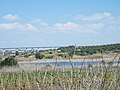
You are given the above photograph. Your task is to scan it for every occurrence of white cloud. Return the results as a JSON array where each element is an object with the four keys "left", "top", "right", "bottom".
[
  {"left": 76, "top": 12, "right": 111, "bottom": 21},
  {"left": 80, "top": 23, "right": 104, "bottom": 32},
  {"left": 31, "top": 19, "right": 48, "bottom": 26},
  {"left": 54, "top": 22, "right": 79, "bottom": 30},
  {"left": 0, "top": 12, "right": 119, "bottom": 33},
  {"left": 74, "top": 12, "right": 120, "bottom": 33},
  {"left": 2, "top": 14, "right": 20, "bottom": 20},
  {"left": 0, "top": 22, "right": 38, "bottom": 31},
  {"left": 54, "top": 22, "right": 104, "bottom": 32}
]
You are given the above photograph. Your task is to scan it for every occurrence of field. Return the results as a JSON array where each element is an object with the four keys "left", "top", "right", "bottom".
[{"left": 0, "top": 56, "right": 120, "bottom": 90}]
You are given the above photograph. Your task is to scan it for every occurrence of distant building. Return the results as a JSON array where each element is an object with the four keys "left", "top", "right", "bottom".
[
  {"left": 57, "top": 50, "right": 61, "bottom": 52},
  {"left": 0, "top": 50, "right": 4, "bottom": 56},
  {"left": 4, "top": 50, "right": 13, "bottom": 56}
]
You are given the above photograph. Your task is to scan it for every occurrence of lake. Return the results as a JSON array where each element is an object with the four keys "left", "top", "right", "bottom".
[{"left": 19, "top": 60, "right": 119, "bottom": 67}]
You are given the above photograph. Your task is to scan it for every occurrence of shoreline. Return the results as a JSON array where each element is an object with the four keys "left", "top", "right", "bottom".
[{"left": 18, "top": 57, "right": 118, "bottom": 64}]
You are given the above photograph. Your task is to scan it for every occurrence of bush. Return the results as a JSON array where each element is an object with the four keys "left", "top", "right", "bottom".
[
  {"left": 58, "top": 53, "right": 64, "bottom": 57},
  {"left": 45, "top": 55, "right": 54, "bottom": 59},
  {"left": 0, "top": 56, "right": 18, "bottom": 67},
  {"left": 35, "top": 52, "right": 45, "bottom": 59},
  {"left": 49, "top": 51, "right": 53, "bottom": 54},
  {"left": 15, "top": 51, "right": 19, "bottom": 56}
]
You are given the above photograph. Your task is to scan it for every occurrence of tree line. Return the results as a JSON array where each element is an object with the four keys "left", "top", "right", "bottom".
[{"left": 58, "top": 43, "right": 120, "bottom": 56}]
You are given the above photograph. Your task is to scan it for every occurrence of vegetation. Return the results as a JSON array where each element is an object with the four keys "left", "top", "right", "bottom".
[
  {"left": 0, "top": 43, "right": 120, "bottom": 89},
  {"left": 58, "top": 43, "right": 120, "bottom": 56},
  {"left": 0, "top": 58, "right": 119, "bottom": 89},
  {"left": 15, "top": 51, "right": 19, "bottom": 56},
  {"left": 35, "top": 51, "right": 45, "bottom": 59},
  {"left": 0, "top": 56, "right": 18, "bottom": 68},
  {"left": 45, "top": 55, "right": 54, "bottom": 59},
  {"left": 4, "top": 43, "right": 119, "bottom": 61}
]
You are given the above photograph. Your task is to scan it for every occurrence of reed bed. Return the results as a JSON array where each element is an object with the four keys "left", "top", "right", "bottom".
[{"left": 0, "top": 57, "right": 120, "bottom": 90}]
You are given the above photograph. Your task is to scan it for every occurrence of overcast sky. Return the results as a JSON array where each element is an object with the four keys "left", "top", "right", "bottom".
[{"left": 0, "top": 0, "right": 120, "bottom": 47}]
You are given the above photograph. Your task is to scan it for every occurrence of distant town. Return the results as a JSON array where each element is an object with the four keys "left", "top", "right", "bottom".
[{"left": 0, "top": 43, "right": 120, "bottom": 58}]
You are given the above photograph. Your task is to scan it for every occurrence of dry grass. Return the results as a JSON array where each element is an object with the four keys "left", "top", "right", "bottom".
[{"left": 0, "top": 54, "right": 120, "bottom": 90}]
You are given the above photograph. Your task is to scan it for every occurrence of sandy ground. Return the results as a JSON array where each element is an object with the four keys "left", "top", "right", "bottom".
[
  {"left": 17, "top": 53, "right": 119, "bottom": 63},
  {"left": 18, "top": 57, "right": 119, "bottom": 64}
]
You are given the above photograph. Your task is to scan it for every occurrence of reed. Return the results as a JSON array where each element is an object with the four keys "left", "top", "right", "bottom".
[{"left": 0, "top": 54, "right": 120, "bottom": 90}]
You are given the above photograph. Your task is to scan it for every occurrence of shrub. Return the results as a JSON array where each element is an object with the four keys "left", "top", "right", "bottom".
[
  {"left": 49, "top": 51, "right": 52, "bottom": 54},
  {"left": 45, "top": 55, "right": 54, "bottom": 59},
  {"left": 58, "top": 53, "right": 64, "bottom": 57},
  {"left": 0, "top": 56, "right": 18, "bottom": 67},
  {"left": 15, "top": 51, "right": 19, "bottom": 56},
  {"left": 35, "top": 52, "right": 45, "bottom": 59}
]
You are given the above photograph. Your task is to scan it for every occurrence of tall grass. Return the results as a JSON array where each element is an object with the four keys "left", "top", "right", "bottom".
[{"left": 0, "top": 55, "right": 120, "bottom": 90}]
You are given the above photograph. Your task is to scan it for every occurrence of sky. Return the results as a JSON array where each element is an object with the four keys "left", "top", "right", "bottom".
[{"left": 0, "top": 0, "right": 120, "bottom": 48}]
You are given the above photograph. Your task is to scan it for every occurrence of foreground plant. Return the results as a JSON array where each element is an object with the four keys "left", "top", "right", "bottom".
[{"left": 0, "top": 53, "right": 120, "bottom": 90}]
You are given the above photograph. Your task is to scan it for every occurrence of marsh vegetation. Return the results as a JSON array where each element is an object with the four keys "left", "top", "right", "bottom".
[{"left": 0, "top": 55, "right": 120, "bottom": 90}]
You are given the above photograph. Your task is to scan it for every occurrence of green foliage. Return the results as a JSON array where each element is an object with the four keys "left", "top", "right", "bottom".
[
  {"left": 0, "top": 64, "right": 119, "bottom": 89},
  {"left": 58, "top": 45, "right": 75, "bottom": 58},
  {"left": 57, "top": 53, "right": 65, "bottom": 58},
  {"left": 35, "top": 52, "right": 45, "bottom": 59},
  {"left": 0, "top": 56, "right": 18, "bottom": 67},
  {"left": 58, "top": 45, "right": 75, "bottom": 53},
  {"left": 45, "top": 55, "right": 54, "bottom": 59},
  {"left": 58, "top": 43, "right": 120, "bottom": 56},
  {"left": 49, "top": 51, "right": 52, "bottom": 54},
  {"left": 15, "top": 51, "right": 19, "bottom": 56}
]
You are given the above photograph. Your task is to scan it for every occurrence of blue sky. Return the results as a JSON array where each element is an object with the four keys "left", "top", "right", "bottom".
[{"left": 0, "top": 0, "right": 120, "bottom": 47}]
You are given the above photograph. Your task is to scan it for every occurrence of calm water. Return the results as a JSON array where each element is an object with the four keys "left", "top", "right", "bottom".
[{"left": 20, "top": 60, "right": 118, "bottom": 67}]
